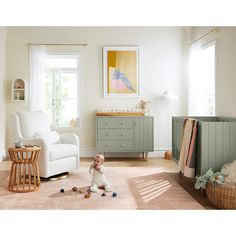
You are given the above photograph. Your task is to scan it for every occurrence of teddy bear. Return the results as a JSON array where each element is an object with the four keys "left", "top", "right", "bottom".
[{"left": 136, "top": 99, "right": 151, "bottom": 116}]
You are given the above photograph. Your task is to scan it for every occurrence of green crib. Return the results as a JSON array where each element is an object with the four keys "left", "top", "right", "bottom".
[{"left": 172, "top": 116, "right": 236, "bottom": 176}]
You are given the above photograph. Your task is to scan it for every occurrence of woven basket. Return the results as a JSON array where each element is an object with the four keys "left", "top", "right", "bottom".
[{"left": 206, "top": 181, "right": 236, "bottom": 209}]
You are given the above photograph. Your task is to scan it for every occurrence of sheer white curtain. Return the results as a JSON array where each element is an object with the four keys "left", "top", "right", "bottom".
[
  {"left": 188, "top": 42, "right": 216, "bottom": 116},
  {"left": 29, "top": 44, "right": 46, "bottom": 111}
]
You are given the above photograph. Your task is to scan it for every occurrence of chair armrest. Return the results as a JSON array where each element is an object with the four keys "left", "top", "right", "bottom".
[
  {"left": 60, "top": 134, "right": 80, "bottom": 169},
  {"left": 60, "top": 134, "right": 79, "bottom": 146}
]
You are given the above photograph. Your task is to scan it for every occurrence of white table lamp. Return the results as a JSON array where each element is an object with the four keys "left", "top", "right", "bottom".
[{"left": 162, "top": 90, "right": 178, "bottom": 101}]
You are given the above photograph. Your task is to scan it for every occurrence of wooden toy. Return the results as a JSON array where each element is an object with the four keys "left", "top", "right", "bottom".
[
  {"left": 84, "top": 192, "right": 91, "bottom": 198},
  {"left": 72, "top": 187, "right": 77, "bottom": 192}
]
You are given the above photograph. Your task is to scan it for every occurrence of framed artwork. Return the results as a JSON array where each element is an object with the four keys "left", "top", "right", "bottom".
[{"left": 103, "top": 46, "right": 139, "bottom": 97}]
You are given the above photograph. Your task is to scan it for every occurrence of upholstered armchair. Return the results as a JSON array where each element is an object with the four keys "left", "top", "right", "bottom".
[{"left": 8, "top": 111, "right": 80, "bottom": 178}]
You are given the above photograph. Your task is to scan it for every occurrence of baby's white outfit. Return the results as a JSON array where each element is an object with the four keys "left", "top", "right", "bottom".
[{"left": 89, "top": 164, "right": 111, "bottom": 192}]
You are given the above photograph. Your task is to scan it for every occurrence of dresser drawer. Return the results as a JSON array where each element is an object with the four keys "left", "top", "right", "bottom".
[
  {"left": 97, "top": 129, "right": 134, "bottom": 139},
  {"left": 97, "top": 140, "right": 134, "bottom": 151},
  {"left": 97, "top": 117, "right": 134, "bottom": 129}
]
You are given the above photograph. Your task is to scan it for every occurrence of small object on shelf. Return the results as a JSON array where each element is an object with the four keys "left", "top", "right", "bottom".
[
  {"left": 15, "top": 92, "right": 21, "bottom": 100},
  {"left": 72, "top": 187, "right": 77, "bottom": 192},
  {"left": 60, "top": 188, "right": 65, "bottom": 193},
  {"left": 101, "top": 192, "right": 106, "bottom": 197},
  {"left": 112, "top": 192, "right": 117, "bottom": 197}
]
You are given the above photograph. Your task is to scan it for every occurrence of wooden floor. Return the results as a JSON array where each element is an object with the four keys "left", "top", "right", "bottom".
[
  {"left": 169, "top": 173, "right": 215, "bottom": 209},
  {"left": 0, "top": 157, "right": 214, "bottom": 209}
]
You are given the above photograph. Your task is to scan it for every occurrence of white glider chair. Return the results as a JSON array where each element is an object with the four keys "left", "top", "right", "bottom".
[{"left": 9, "top": 111, "right": 80, "bottom": 178}]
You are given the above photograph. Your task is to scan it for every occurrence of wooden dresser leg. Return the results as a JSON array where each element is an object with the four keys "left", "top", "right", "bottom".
[{"left": 142, "top": 152, "right": 145, "bottom": 161}]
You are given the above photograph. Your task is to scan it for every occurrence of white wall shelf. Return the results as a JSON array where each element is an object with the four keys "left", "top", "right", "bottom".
[{"left": 12, "top": 79, "right": 27, "bottom": 101}]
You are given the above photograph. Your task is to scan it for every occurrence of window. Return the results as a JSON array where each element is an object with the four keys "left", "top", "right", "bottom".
[
  {"left": 188, "top": 42, "right": 216, "bottom": 116},
  {"left": 44, "top": 54, "right": 80, "bottom": 128}
]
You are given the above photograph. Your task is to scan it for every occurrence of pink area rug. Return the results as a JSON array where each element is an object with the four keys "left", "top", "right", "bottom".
[{"left": 0, "top": 167, "right": 204, "bottom": 210}]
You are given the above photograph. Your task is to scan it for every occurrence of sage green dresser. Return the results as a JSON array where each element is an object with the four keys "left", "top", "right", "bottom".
[{"left": 96, "top": 116, "right": 154, "bottom": 159}]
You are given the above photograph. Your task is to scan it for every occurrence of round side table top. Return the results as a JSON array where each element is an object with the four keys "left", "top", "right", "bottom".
[{"left": 8, "top": 145, "right": 41, "bottom": 152}]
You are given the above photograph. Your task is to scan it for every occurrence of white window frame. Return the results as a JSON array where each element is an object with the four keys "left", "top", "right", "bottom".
[
  {"left": 188, "top": 40, "right": 217, "bottom": 116},
  {"left": 45, "top": 52, "right": 82, "bottom": 130}
]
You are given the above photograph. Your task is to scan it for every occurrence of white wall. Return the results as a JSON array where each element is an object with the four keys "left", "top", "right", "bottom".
[
  {"left": 191, "top": 27, "right": 236, "bottom": 118},
  {"left": 216, "top": 27, "right": 236, "bottom": 117},
  {"left": 0, "top": 27, "right": 7, "bottom": 160},
  {"left": 6, "top": 27, "right": 188, "bottom": 156}
]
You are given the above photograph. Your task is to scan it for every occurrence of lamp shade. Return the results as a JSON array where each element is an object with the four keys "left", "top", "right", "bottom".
[{"left": 161, "top": 90, "right": 178, "bottom": 101}]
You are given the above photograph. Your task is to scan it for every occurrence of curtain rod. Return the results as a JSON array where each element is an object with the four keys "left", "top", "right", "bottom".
[
  {"left": 28, "top": 43, "right": 88, "bottom": 47},
  {"left": 189, "top": 28, "right": 219, "bottom": 46}
]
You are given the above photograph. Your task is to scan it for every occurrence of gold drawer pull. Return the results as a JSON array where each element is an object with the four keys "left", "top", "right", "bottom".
[
  {"left": 134, "top": 121, "right": 139, "bottom": 125},
  {"left": 106, "top": 144, "right": 110, "bottom": 147},
  {"left": 121, "top": 144, "right": 125, "bottom": 147},
  {"left": 106, "top": 122, "right": 110, "bottom": 125},
  {"left": 120, "top": 122, "right": 124, "bottom": 125}
]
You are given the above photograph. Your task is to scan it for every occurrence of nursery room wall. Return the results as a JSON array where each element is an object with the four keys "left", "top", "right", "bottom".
[
  {"left": 0, "top": 27, "right": 7, "bottom": 160},
  {"left": 6, "top": 27, "right": 188, "bottom": 157},
  {"left": 191, "top": 27, "right": 236, "bottom": 118}
]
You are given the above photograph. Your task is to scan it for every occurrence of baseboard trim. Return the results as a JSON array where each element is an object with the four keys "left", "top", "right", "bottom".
[
  {"left": 0, "top": 150, "right": 7, "bottom": 161},
  {"left": 80, "top": 148, "right": 167, "bottom": 158}
]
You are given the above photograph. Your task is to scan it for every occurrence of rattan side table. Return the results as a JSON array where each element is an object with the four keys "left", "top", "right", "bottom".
[{"left": 8, "top": 146, "right": 41, "bottom": 192}]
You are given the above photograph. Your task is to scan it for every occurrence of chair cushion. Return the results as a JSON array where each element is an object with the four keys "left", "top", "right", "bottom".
[
  {"left": 49, "top": 144, "right": 77, "bottom": 161},
  {"left": 18, "top": 111, "right": 51, "bottom": 138},
  {"left": 35, "top": 131, "right": 61, "bottom": 145}
]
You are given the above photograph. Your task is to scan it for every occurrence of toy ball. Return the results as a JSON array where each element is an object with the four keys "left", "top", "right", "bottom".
[
  {"left": 84, "top": 193, "right": 91, "bottom": 199},
  {"left": 60, "top": 189, "right": 64, "bottom": 193},
  {"left": 112, "top": 192, "right": 117, "bottom": 197},
  {"left": 72, "top": 187, "right": 77, "bottom": 192},
  {"left": 101, "top": 193, "right": 106, "bottom": 197}
]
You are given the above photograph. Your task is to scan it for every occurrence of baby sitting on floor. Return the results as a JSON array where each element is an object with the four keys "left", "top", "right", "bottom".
[{"left": 89, "top": 154, "right": 111, "bottom": 192}]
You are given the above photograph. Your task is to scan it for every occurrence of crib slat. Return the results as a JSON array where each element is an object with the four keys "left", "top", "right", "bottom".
[
  {"left": 223, "top": 122, "right": 231, "bottom": 165},
  {"left": 230, "top": 122, "right": 236, "bottom": 162},
  {"left": 209, "top": 122, "right": 216, "bottom": 171},
  {"left": 215, "top": 122, "right": 223, "bottom": 171}
]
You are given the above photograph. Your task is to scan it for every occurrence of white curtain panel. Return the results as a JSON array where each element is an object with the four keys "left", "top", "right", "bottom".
[{"left": 29, "top": 44, "right": 46, "bottom": 111}]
